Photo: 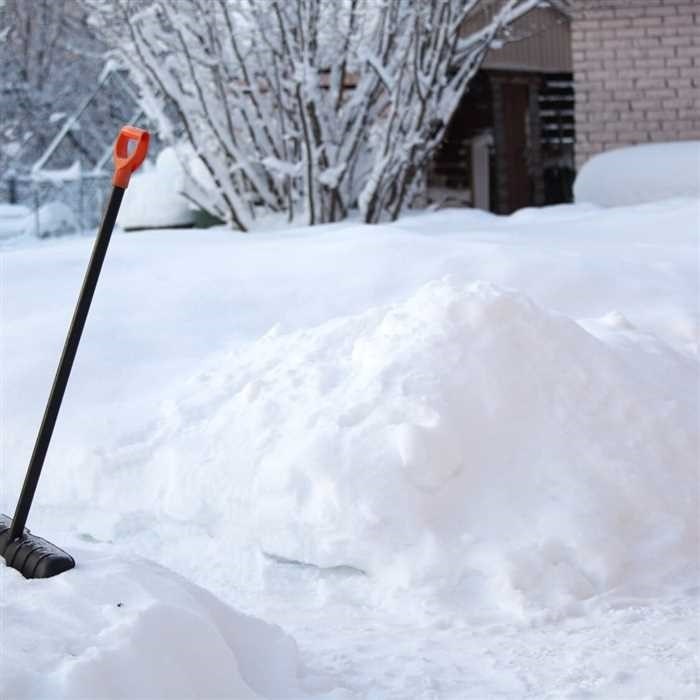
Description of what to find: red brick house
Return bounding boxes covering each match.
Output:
[572,0,700,170]
[431,0,700,214]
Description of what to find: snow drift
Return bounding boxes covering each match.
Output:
[0,553,305,699]
[574,141,700,207]
[74,278,698,615]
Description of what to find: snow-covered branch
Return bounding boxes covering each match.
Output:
[88,0,544,229]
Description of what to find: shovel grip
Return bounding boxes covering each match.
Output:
[113,125,150,188]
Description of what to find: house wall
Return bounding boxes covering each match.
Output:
[461,5,571,73]
[481,6,572,73]
[573,0,700,169]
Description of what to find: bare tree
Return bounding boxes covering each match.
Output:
[0,0,113,172]
[89,0,543,230]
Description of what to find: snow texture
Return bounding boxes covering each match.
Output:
[575,141,700,207]
[98,0,542,228]
[101,274,696,612]
[0,554,309,699]
[1,197,698,698]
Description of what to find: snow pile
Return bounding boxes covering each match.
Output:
[117,147,194,230]
[575,141,700,206]
[0,553,307,700]
[83,277,697,614]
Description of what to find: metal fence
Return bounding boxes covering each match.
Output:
[1,171,112,233]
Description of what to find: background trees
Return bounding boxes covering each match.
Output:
[91,1,543,230]
[0,0,111,173]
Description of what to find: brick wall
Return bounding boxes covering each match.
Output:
[573,0,700,169]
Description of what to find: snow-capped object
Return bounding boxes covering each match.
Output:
[574,141,700,207]
[117,147,194,230]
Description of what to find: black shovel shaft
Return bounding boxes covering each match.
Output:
[9,186,125,542]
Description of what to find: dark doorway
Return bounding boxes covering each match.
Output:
[429,70,575,215]
[500,82,531,213]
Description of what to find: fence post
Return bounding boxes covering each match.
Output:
[78,169,84,233]
[8,171,17,204]
[33,184,40,237]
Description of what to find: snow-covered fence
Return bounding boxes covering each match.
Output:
[0,168,111,234]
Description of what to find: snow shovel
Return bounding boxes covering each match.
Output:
[0,125,150,578]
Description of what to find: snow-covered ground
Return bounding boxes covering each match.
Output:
[1,196,698,697]
[1,554,313,699]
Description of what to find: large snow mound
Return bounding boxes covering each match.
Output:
[80,278,697,614]
[0,553,305,699]
[574,141,700,206]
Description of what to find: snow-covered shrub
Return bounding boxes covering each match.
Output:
[574,141,700,207]
[91,0,542,230]
[117,147,194,230]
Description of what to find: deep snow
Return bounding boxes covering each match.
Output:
[1,199,699,698]
[1,554,311,699]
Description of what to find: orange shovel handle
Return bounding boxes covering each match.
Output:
[113,125,150,188]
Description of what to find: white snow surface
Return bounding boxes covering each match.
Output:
[575,141,700,207]
[1,200,699,697]
[1,554,309,700]
[0,205,31,240]
[0,204,30,219]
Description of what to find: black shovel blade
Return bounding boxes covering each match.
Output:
[0,514,74,579]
